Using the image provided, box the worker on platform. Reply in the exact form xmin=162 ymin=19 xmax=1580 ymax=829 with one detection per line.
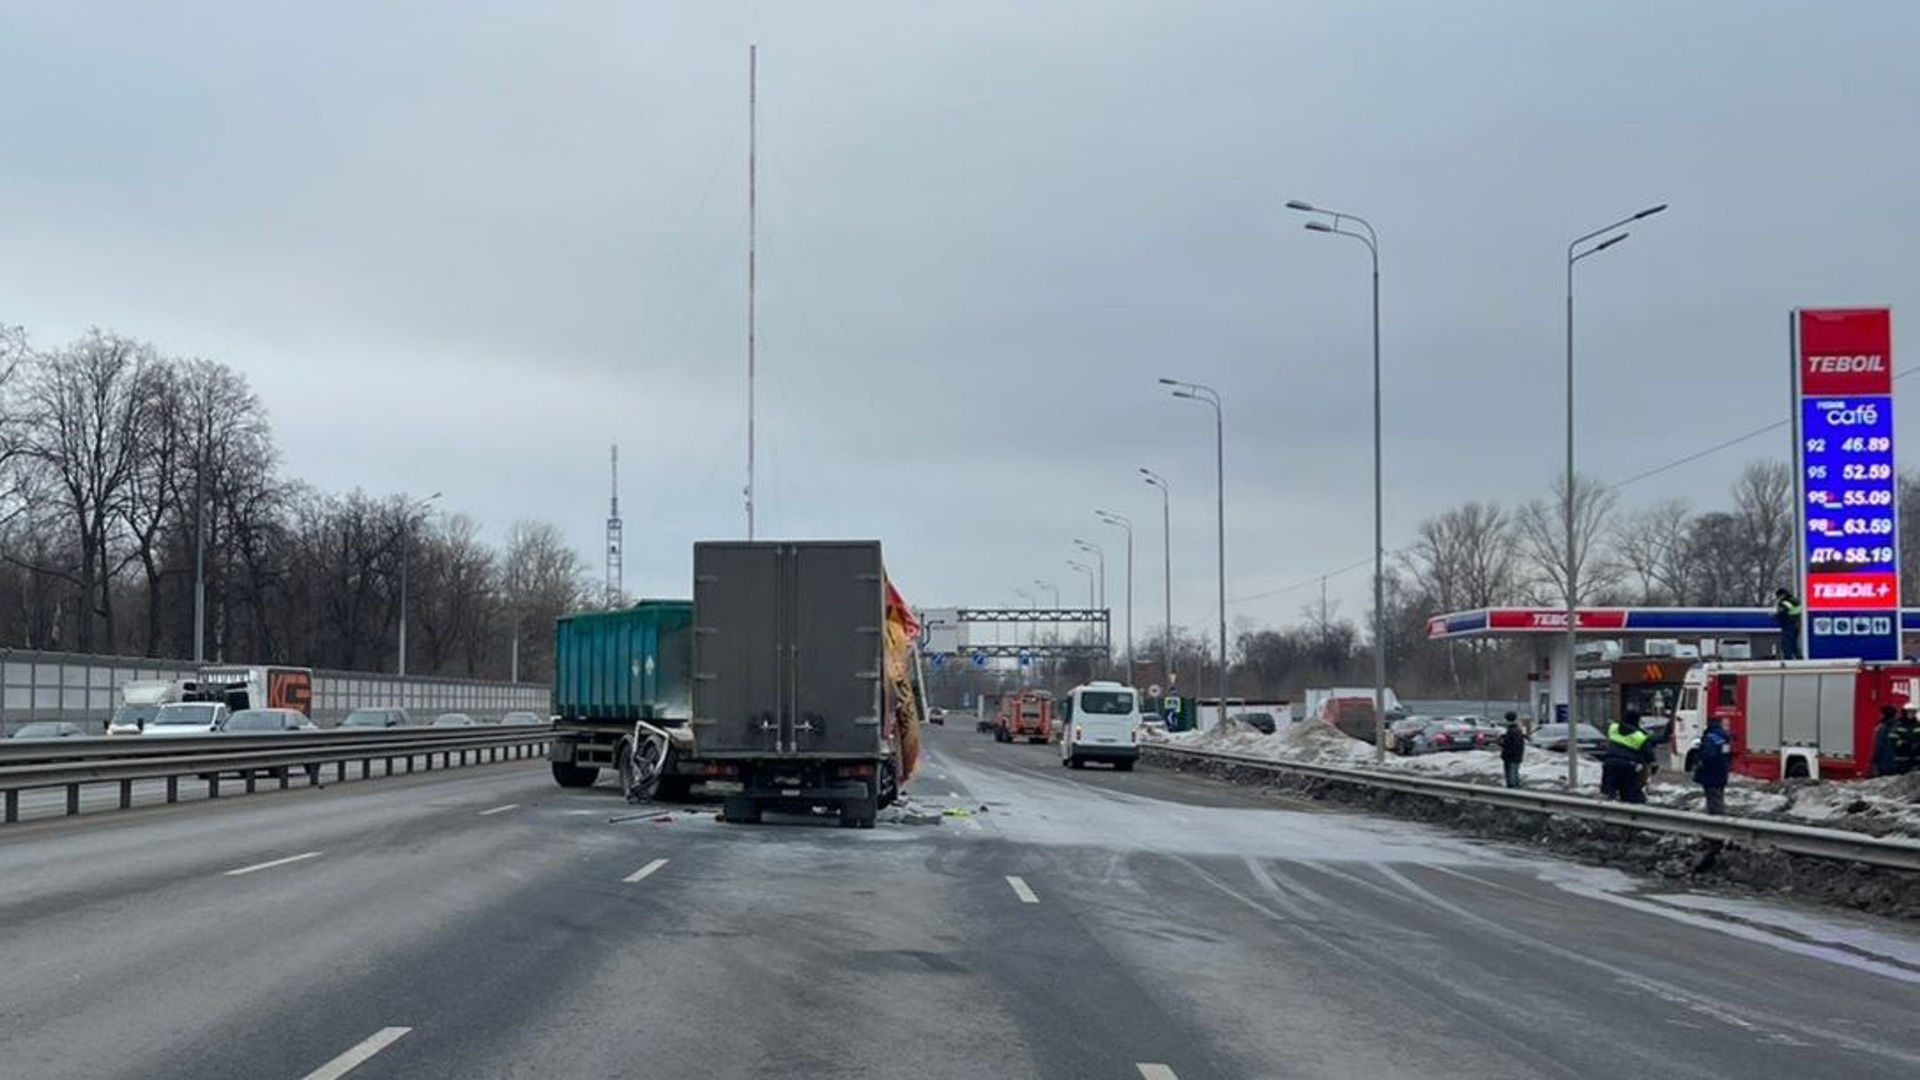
xmin=1601 ymin=709 xmax=1652 ymax=804
xmin=1774 ymin=588 xmax=1804 ymax=660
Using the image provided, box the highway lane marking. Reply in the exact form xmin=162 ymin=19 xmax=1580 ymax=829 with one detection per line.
xmin=301 ymin=1026 xmax=412 ymax=1080
xmin=1005 ymin=875 xmax=1039 ymax=903
xmin=223 ymin=851 xmax=322 ymax=877
xmin=623 ymin=858 xmax=670 ymax=884
xmin=478 ymin=803 xmax=520 ymax=816
xmin=1137 ymin=1067 xmax=1179 ymax=1080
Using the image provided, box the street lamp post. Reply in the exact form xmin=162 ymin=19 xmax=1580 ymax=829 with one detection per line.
xmin=1286 ymin=198 xmax=1387 ymax=762
xmin=1067 ymin=560 xmax=1096 ymax=609
xmin=398 ymin=491 xmax=443 ymax=677
xmin=1034 ymin=579 xmax=1060 ymax=609
xmin=1096 ymin=510 xmax=1134 ymax=685
xmin=1141 ymin=467 xmax=1173 ymax=691
xmin=1072 ymin=539 xmax=1106 ymax=610
xmin=192 ymin=415 xmax=210 ymax=664
xmin=1564 ymin=203 xmax=1667 ymax=792
xmin=1159 ymin=378 xmax=1227 ymax=726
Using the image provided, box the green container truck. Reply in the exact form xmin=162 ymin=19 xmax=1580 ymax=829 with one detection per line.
xmin=547 ymin=600 xmax=705 ymax=798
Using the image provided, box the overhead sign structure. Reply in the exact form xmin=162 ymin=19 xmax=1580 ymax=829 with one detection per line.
xmin=1794 ymin=307 xmax=1899 ymax=661
xmin=915 ymin=608 xmax=964 ymax=655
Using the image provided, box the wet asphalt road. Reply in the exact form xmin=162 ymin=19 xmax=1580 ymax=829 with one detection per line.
xmin=2 ymin=724 xmax=1918 ymax=1080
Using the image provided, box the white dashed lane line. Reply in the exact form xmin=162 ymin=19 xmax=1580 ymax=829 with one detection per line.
xmin=223 ymin=851 xmax=322 ymax=877
xmin=1136 ymin=1066 xmax=1179 ymax=1080
xmin=623 ymin=858 xmax=670 ymax=884
xmin=1005 ymin=875 xmax=1039 ymax=903
xmin=299 ymin=1026 xmax=412 ymax=1080
xmin=477 ymin=803 xmax=519 ymax=816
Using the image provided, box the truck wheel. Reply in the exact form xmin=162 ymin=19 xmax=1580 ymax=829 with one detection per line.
xmin=551 ymin=762 xmax=599 ymax=788
xmin=1069 ymin=756 xmax=1086 ymax=770
xmin=842 ymin=780 xmax=880 ymax=829
xmin=723 ymin=796 xmax=763 ymax=824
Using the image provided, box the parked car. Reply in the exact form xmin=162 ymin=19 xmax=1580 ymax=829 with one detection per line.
xmin=927 ymin=707 xmax=947 ymax=726
xmin=1231 ymin=711 xmax=1278 ymax=735
xmin=1407 ymin=719 xmax=1485 ymax=755
xmin=1385 ymin=715 xmax=1435 ymax=755
xmin=431 ymin=712 xmax=477 ymax=727
xmin=11 ymin=721 xmax=86 ymax=739
xmin=1529 ymin=722 xmax=1609 ymax=756
xmin=499 ymin=711 xmax=547 ymax=726
xmin=221 ymin=708 xmax=319 ymax=733
xmin=144 ymin=702 xmax=230 ymax=736
xmin=340 ymin=707 xmax=410 ymax=729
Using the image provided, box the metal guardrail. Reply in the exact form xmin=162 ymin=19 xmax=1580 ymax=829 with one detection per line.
xmin=1 ymin=726 xmax=552 ymax=824
xmin=1145 ymin=744 xmax=1920 ymax=873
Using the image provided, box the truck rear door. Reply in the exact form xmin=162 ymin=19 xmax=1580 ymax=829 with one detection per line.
xmin=692 ymin=541 xmax=884 ymax=757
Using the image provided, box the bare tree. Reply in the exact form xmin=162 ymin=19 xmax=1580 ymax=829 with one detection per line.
xmin=1514 ymin=473 xmax=1620 ymax=606
xmin=1728 ymin=460 xmax=1795 ymax=600
xmin=1402 ymin=501 xmax=1520 ymax=612
xmin=499 ymin=520 xmax=589 ymax=682
xmin=1611 ymin=498 xmax=1694 ymax=604
xmin=17 ymin=331 xmax=153 ymax=650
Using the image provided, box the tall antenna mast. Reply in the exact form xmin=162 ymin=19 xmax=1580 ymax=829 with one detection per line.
xmin=606 ymin=443 xmax=623 ymax=605
xmin=745 ymin=43 xmax=758 ymax=540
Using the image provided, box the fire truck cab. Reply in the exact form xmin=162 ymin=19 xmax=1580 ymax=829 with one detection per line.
xmin=1672 ymin=659 xmax=1913 ymax=781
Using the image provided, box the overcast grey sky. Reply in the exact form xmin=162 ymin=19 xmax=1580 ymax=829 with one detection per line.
xmin=3 ymin=1 xmax=1916 ymax=638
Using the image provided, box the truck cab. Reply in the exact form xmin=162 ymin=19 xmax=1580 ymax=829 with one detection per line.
xmin=1059 ymin=681 xmax=1141 ymax=770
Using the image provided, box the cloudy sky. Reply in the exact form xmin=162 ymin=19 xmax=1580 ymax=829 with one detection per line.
xmin=2 ymin=0 xmax=1915 ymax=643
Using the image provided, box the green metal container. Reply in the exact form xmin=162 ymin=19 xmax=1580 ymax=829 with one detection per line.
xmin=551 ymin=600 xmax=693 ymax=723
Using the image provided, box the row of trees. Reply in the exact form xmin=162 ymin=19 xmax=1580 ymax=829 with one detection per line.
xmin=0 ymin=324 xmax=598 ymax=680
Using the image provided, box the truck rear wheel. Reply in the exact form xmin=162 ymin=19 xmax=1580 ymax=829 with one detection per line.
xmin=723 ymin=796 xmax=763 ymax=824
xmin=842 ymin=780 xmax=879 ymax=829
xmin=551 ymin=762 xmax=599 ymax=788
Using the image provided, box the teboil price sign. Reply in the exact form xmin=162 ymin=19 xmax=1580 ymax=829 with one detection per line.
xmin=1795 ymin=308 xmax=1899 ymax=660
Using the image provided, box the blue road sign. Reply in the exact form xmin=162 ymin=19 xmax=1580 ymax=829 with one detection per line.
xmin=1019 ymin=653 xmax=1031 ymax=667
xmin=932 ymin=653 xmax=945 ymax=668
xmin=972 ymin=653 xmax=987 ymax=668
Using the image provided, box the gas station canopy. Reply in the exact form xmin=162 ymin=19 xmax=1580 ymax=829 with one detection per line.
xmin=1425 ymin=606 xmax=1920 ymax=641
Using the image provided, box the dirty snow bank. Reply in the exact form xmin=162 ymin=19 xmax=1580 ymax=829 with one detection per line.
xmin=1145 ymin=737 xmax=1920 ymax=920
xmin=1161 ymin=720 xmax=1920 ymax=839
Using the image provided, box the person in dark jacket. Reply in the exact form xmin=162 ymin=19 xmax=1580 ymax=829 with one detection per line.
xmin=1693 ymin=714 xmax=1733 ymax=815
xmin=1601 ymin=710 xmax=1652 ymax=803
xmin=1893 ymin=706 xmax=1920 ymax=777
xmin=1870 ymin=705 xmax=1900 ymax=778
xmin=1498 ymin=711 xmax=1527 ymax=789
xmin=1775 ymin=588 xmax=1804 ymax=660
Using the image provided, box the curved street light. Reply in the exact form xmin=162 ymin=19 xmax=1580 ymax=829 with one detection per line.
xmin=1140 ymin=467 xmax=1174 ymax=692
xmin=1562 ymin=203 xmax=1668 ymax=792
xmin=1287 ymin=197 xmax=1387 ymax=760
xmin=398 ymin=491 xmax=443 ymax=677
xmin=1096 ymin=509 xmax=1134 ymax=683
xmin=1159 ymin=377 xmax=1227 ymax=724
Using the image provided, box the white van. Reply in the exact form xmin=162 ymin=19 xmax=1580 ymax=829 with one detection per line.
xmin=107 ymin=680 xmax=186 ymax=735
xmin=1059 ymin=681 xmax=1142 ymax=770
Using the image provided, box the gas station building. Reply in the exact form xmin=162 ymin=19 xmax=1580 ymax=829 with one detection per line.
xmin=1424 ymin=606 xmax=1920 ymax=725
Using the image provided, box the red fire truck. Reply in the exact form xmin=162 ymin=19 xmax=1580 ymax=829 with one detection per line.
xmin=995 ymin=689 xmax=1055 ymax=744
xmin=1672 ymin=659 xmax=1914 ymax=781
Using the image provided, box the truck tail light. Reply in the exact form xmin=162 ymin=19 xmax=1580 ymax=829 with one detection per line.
xmin=705 ymin=763 xmax=741 ymax=778
xmin=836 ymin=763 xmax=874 ymax=778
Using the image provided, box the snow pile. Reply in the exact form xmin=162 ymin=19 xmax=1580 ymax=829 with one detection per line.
xmin=1171 ymin=718 xmax=1374 ymax=766
xmin=1159 ymin=722 xmax=1920 ymax=837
